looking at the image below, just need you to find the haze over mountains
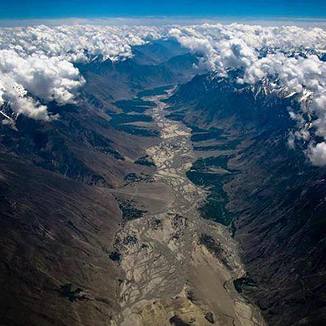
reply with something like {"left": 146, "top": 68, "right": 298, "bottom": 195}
{"left": 0, "top": 21, "right": 325, "bottom": 326}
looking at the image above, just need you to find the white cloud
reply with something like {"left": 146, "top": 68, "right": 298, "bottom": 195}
{"left": 169, "top": 23, "right": 326, "bottom": 166}
{"left": 1, "top": 22, "right": 326, "bottom": 166}
{"left": 0, "top": 25, "right": 163, "bottom": 62}
{"left": 308, "top": 142, "right": 326, "bottom": 166}
{"left": 0, "top": 49, "right": 84, "bottom": 120}
{"left": 169, "top": 24, "right": 326, "bottom": 73}
{"left": 0, "top": 25, "right": 163, "bottom": 120}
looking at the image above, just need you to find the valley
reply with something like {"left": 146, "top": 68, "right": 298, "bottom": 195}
{"left": 110, "top": 91, "right": 265, "bottom": 325}
{"left": 0, "top": 35, "right": 325, "bottom": 326}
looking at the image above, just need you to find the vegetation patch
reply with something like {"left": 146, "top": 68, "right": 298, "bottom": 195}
{"left": 117, "top": 198, "right": 147, "bottom": 221}
{"left": 137, "top": 85, "right": 173, "bottom": 97}
{"left": 191, "top": 128, "right": 224, "bottom": 142}
{"left": 114, "top": 97, "right": 155, "bottom": 113}
{"left": 58, "top": 283, "right": 89, "bottom": 302}
{"left": 199, "top": 234, "right": 230, "bottom": 269}
{"left": 233, "top": 277, "right": 257, "bottom": 294}
{"left": 169, "top": 315, "right": 191, "bottom": 326}
{"left": 186, "top": 155, "right": 235, "bottom": 225}
{"left": 194, "top": 138, "right": 241, "bottom": 151}
{"left": 109, "top": 251, "right": 121, "bottom": 262}
{"left": 124, "top": 172, "right": 152, "bottom": 184}
{"left": 115, "top": 124, "right": 159, "bottom": 137}
{"left": 109, "top": 113, "right": 153, "bottom": 125}
{"left": 192, "top": 155, "right": 230, "bottom": 170}
{"left": 135, "top": 155, "right": 156, "bottom": 167}
{"left": 165, "top": 112, "right": 184, "bottom": 122}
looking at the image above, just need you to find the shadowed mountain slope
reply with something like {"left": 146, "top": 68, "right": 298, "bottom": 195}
{"left": 0, "top": 40, "right": 201, "bottom": 325}
{"left": 167, "top": 73, "right": 326, "bottom": 325}
{"left": 0, "top": 153, "right": 122, "bottom": 325}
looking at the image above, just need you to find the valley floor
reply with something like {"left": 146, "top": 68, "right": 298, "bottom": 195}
{"left": 111, "top": 93, "right": 265, "bottom": 326}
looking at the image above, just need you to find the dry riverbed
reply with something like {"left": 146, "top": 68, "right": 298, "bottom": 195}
{"left": 112, "top": 93, "right": 265, "bottom": 326}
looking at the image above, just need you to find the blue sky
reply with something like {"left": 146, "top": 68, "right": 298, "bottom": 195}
{"left": 0, "top": 0, "right": 325, "bottom": 20}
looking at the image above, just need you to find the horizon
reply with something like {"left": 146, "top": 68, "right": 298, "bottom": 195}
{"left": 1, "top": 2, "right": 326, "bottom": 326}
{"left": 1, "top": 16, "right": 326, "bottom": 28}
{"left": 1, "top": 0, "right": 326, "bottom": 21}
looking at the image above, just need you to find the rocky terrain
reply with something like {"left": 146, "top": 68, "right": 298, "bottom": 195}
{"left": 0, "top": 152, "right": 123, "bottom": 325}
{"left": 111, "top": 92, "right": 265, "bottom": 326}
{"left": 0, "top": 37, "right": 325, "bottom": 326}
{"left": 0, "top": 40, "right": 205, "bottom": 325}
{"left": 167, "top": 73, "right": 326, "bottom": 325}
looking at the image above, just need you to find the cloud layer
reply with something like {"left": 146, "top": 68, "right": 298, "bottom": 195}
{"left": 0, "top": 25, "right": 162, "bottom": 120}
{"left": 0, "top": 49, "right": 84, "bottom": 120}
{"left": 0, "top": 23, "right": 326, "bottom": 165}
{"left": 169, "top": 24, "right": 326, "bottom": 166}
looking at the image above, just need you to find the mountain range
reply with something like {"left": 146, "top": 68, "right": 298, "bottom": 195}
{"left": 0, "top": 38, "right": 325, "bottom": 326}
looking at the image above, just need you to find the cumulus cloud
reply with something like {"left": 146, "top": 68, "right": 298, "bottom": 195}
{"left": 0, "top": 49, "right": 84, "bottom": 120}
{"left": 169, "top": 23, "right": 326, "bottom": 166}
{"left": 169, "top": 24, "right": 326, "bottom": 72}
{"left": 0, "top": 25, "right": 162, "bottom": 62}
{"left": 308, "top": 142, "right": 326, "bottom": 166}
{"left": 1, "top": 22, "right": 326, "bottom": 166}
{"left": 0, "top": 24, "right": 163, "bottom": 121}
